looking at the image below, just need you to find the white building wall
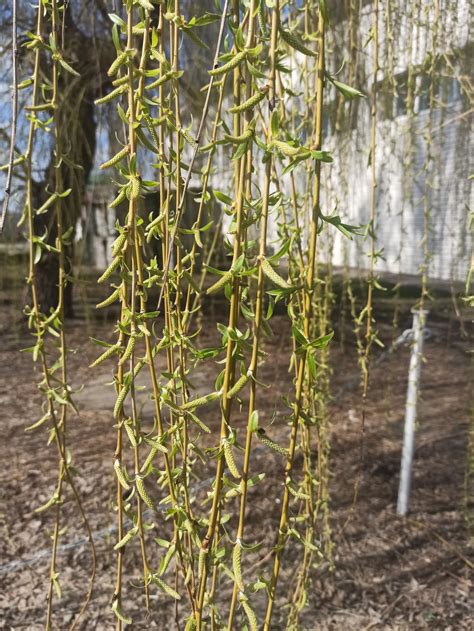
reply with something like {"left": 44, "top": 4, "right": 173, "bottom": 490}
{"left": 206, "top": 0, "right": 472, "bottom": 283}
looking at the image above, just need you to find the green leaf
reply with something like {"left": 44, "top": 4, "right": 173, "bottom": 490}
{"left": 58, "top": 57, "right": 80, "bottom": 77}
{"left": 249, "top": 410, "right": 259, "bottom": 433}
{"left": 329, "top": 77, "right": 365, "bottom": 100}
{"left": 214, "top": 190, "right": 233, "bottom": 205}
{"left": 308, "top": 330, "right": 334, "bottom": 349}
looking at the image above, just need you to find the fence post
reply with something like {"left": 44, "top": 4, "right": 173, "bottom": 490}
{"left": 397, "top": 308, "right": 429, "bottom": 516}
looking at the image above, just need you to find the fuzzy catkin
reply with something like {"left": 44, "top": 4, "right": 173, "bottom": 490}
{"left": 227, "top": 372, "right": 250, "bottom": 399}
{"left": 94, "top": 83, "right": 127, "bottom": 105}
{"left": 35, "top": 492, "right": 58, "bottom": 513}
{"left": 146, "top": 71, "right": 174, "bottom": 91}
{"left": 229, "top": 89, "right": 267, "bottom": 113}
{"left": 256, "top": 428, "right": 289, "bottom": 456}
{"left": 97, "top": 256, "right": 121, "bottom": 284}
{"left": 223, "top": 440, "right": 240, "bottom": 478}
{"left": 109, "top": 188, "right": 127, "bottom": 209}
{"left": 278, "top": 25, "right": 317, "bottom": 57}
{"left": 124, "top": 421, "right": 138, "bottom": 447}
{"left": 111, "top": 230, "right": 128, "bottom": 256}
{"left": 184, "top": 617, "right": 196, "bottom": 631}
{"left": 257, "top": 0, "right": 267, "bottom": 36}
{"left": 242, "top": 601, "right": 258, "bottom": 631}
{"left": 181, "top": 391, "right": 220, "bottom": 410}
{"left": 223, "top": 127, "right": 254, "bottom": 144}
{"left": 114, "top": 527, "right": 138, "bottom": 550}
{"left": 107, "top": 50, "right": 129, "bottom": 77}
{"left": 261, "top": 257, "right": 290, "bottom": 288}
{"left": 198, "top": 547, "right": 208, "bottom": 580}
{"left": 111, "top": 74, "right": 129, "bottom": 87}
{"left": 286, "top": 479, "right": 310, "bottom": 501}
{"left": 232, "top": 540, "right": 244, "bottom": 589}
{"left": 206, "top": 271, "right": 233, "bottom": 295}
{"left": 99, "top": 145, "right": 130, "bottom": 170}
{"left": 114, "top": 458, "right": 130, "bottom": 490}
{"left": 272, "top": 139, "right": 309, "bottom": 158}
{"left": 129, "top": 175, "right": 140, "bottom": 199}
{"left": 151, "top": 575, "right": 181, "bottom": 600}
{"left": 135, "top": 475, "right": 154, "bottom": 508}
{"left": 96, "top": 288, "right": 120, "bottom": 309}
{"left": 140, "top": 446, "right": 158, "bottom": 473}
{"left": 111, "top": 599, "right": 132, "bottom": 625}
{"left": 209, "top": 49, "right": 246, "bottom": 76}
{"left": 113, "top": 382, "right": 130, "bottom": 418}
{"left": 118, "top": 334, "right": 136, "bottom": 366}
{"left": 89, "top": 343, "right": 121, "bottom": 368}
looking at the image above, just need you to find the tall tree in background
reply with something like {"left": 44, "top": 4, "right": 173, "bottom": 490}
{"left": 0, "top": 0, "right": 215, "bottom": 314}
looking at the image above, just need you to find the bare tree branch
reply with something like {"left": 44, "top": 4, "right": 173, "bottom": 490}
{"left": 0, "top": 0, "right": 19, "bottom": 235}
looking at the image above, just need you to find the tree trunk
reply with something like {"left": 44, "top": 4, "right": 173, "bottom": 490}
{"left": 30, "top": 5, "right": 113, "bottom": 316}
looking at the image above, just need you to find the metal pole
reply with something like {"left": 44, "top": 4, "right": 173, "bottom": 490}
{"left": 397, "top": 308, "right": 429, "bottom": 516}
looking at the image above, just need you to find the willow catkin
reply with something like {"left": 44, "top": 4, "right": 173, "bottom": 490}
{"left": 114, "top": 458, "right": 130, "bottom": 491}
{"left": 187, "top": 412, "right": 211, "bottom": 433}
{"left": 140, "top": 446, "right": 158, "bottom": 473}
{"left": 223, "top": 126, "right": 254, "bottom": 144}
{"left": 124, "top": 420, "right": 138, "bottom": 447}
{"left": 143, "top": 111, "right": 160, "bottom": 148}
{"left": 111, "top": 230, "right": 128, "bottom": 256}
{"left": 135, "top": 475, "right": 154, "bottom": 509}
{"left": 111, "top": 74, "right": 129, "bottom": 87}
{"left": 96, "top": 287, "right": 120, "bottom": 309}
{"left": 256, "top": 428, "right": 289, "bottom": 456}
{"left": 227, "top": 371, "right": 250, "bottom": 399}
{"left": 223, "top": 439, "right": 240, "bottom": 478}
{"left": 97, "top": 255, "right": 121, "bottom": 284}
{"left": 209, "top": 49, "right": 247, "bottom": 76}
{"left": 198, "top": 547, "right": 208, "bottom": 580}
{"left": 129, "top": 175, "right": 140, "bottom": 199}
{"left": 181, "top": 390, "right": 221, "bottom": 410}
{"left": 146, "top": 70, "right": 175, "bottom": 91}
{"left": 242, "top": 601, "right": 258, "bottom": 631}
{"left": 89, "top": 343, "right": 121, "bottom": 368}
{"left": 113, "top": 382, "right": 130, "bottom": 418}
{"left": 271, "top": 139, "right": 310, "bottom": 158}
{"left": 114, "top": 526, "right": 138, "bottom": 550}
{"left": 94, "top": 83, "right": 127, "bottom": 105}
{"left": 118, "top": 334, "right": 136, "bottom": 366}
{"left": 35, "top": 491, "right": 59, "bottom": 513}
{"left": 260, "top": 257, "right": 290, "bottom": 288}
{"left": 151, "top": 575, "right": 181, "bottom": 600}
{"left": 206, "top": 270, "right": 233, "bottom": 295}
{"left": 107, "top": 50, "right": 134, "bottom": 77}
{"left": 184, "top": 617, "right": 196, "bottom": 631}
{"left": 257, "top": 0, "right": 267, "bottom": 36}
{"left": 99, "top": 145, "right": 130, "bottom": 170}
{"left": 232, "top": 540, "right": 244, "bottom": 590}
{"left": 109, "top": 188, "right": 127, "bottom": 209}
{"left": 229, "top": 88, "right": 268, "bottom": 113}
{"left": 278, "top": 25, "right": 317, "bottom": 57}
{"left": 111, "top": 598, "right": 132, "bottom": 626}
{"left": 286, "top": 478, "right": 310, "bottom": 501}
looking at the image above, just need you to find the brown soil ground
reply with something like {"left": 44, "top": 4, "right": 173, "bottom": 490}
{"left": 0, "top": 283, "right": 472, "bottom": 630}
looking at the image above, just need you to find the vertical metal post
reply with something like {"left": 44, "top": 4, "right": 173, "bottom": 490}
{"left": 397, "top": 308, "right": 429, "bottom": 516}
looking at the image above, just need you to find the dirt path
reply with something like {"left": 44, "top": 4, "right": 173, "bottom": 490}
{"left": 0, "top": 304, "right": 472, "bottom": 629}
